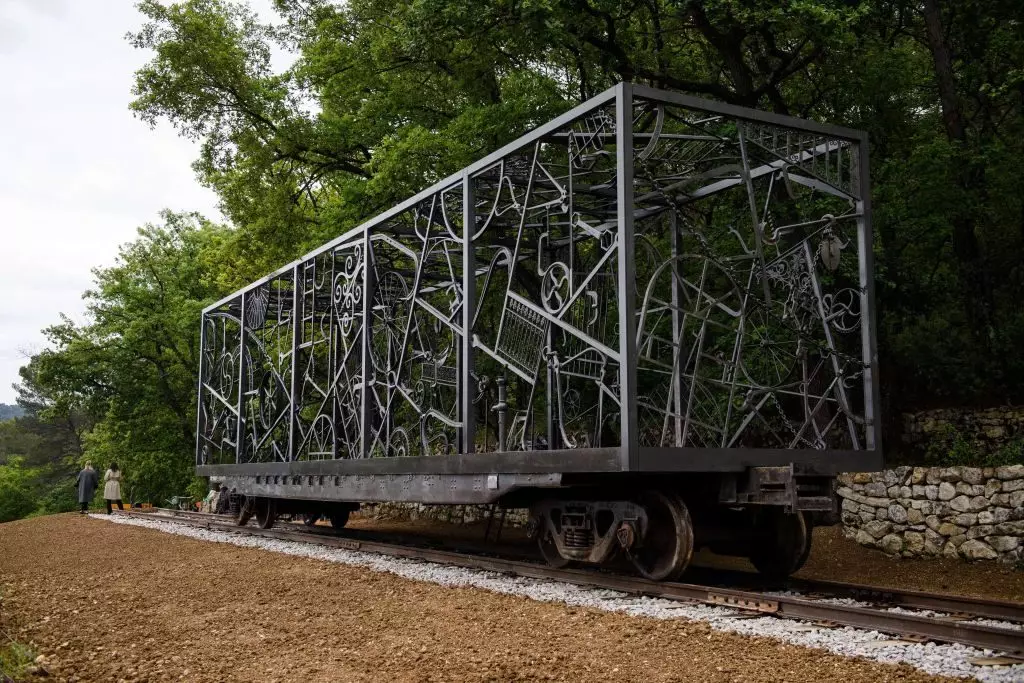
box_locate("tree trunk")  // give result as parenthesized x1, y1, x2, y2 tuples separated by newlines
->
(920, 0, 993, 338)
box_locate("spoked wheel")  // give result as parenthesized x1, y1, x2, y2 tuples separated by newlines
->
(537, 527, 570, 569)
(629, 491, 694, 581)
(254, 498, 277, 530)
(749, 509, 812, 581)
(236, 497, 254, 526)
(303, 511, 321, 527)
(329, 508, 350, 530)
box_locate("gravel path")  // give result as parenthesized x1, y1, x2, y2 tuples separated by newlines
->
(0, 514, 951, 683)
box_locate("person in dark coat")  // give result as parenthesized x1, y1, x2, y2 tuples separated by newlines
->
(75, 462, 99, 514)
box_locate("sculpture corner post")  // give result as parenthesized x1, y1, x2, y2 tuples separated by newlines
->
(461, 173, 477, 455)
(360, 227, 373, 459)
(616, 82, 639, 471)
(195, 310, 206, 467)
(236, 290, 248, 465)
(854, 133, 882, 459)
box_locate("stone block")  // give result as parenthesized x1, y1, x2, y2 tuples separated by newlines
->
(966, 525, 994, 540)
(836, 487, 864, 504)
(939, 467, 963, 482)
(991, 493, 1010, 506)
(949, 495, 972, 512)
(904, 531, 925, 553)
(949, 534, 968, 548)
(925, 485, 938, 500)
(978, 510, 995, 525)
(969, 496, 990, 512)
(837, 473, 854, 487)
(985, 479, 1002, 497)
(1012, 507, 1024, 520)
(865, 497, 891, 508)
(888, 504, 908, 524)
(886, 485, 901, 498)
(925, 515, 942, 532)
(1003, 479, 1024, 492)
(858, 503, 875, 515)
(955, 481, 974, 495)
(983, 467, 996, 479)
(893, 524, 907, 532)
(911, 467, 927, 484)
(942, 542, 959, 558)
(900, 485, 912, 499)
(959, 539, 999, 560)
(996, 465, 1024, 480)
(865, 482, 888, 498)
(961, 468, 984, 485)
(993, 507, 1012, 523)
(906, 508, 924, 525)
(988, 536, 1021, 552)
(854, 529, 877, 547)
(1011, 490, 1024, 508)
(841, 498, 860, 513)
(912, 485, 926, 497)
(952, 513, 977, 527)
(938, 482, 956, 501)
(879, 533, 903, 555)
(993, 520, 1024, 535)
(864, 520, 893, 539)
(841, 511, 860, 526)
(938, 522, 966, 537)
(852, 472, 872, 484)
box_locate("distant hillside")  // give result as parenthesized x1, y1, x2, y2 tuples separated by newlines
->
(0, 403, 24, 421)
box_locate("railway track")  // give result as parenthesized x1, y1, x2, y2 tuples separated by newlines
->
(116, 508, 1024, 658)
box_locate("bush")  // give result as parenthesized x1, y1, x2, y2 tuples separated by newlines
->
(924, 425, 1024, 468)
(0, 460, 38, 523)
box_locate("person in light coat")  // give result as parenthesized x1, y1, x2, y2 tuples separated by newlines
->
(103, 462, 124, 514)
(75, 462, 99, 513)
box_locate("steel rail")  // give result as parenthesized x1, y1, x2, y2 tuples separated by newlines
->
(117, 509, 1024, 655)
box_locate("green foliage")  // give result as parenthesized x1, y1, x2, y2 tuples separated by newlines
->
(924, 425, 1024, 467)
(0, 458, 41, 523)
(0, 639, 37, 681)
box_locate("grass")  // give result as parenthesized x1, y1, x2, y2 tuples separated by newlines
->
(0, 639, 38, 681)
(0, 586, 39, 682)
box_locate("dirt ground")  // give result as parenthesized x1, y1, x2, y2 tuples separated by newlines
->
(0, 514, 950, 683)
(347, 514, 1024, 602)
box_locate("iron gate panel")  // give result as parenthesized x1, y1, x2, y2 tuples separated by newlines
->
(196, 84, 881, 477)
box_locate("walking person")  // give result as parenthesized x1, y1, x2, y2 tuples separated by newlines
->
(75, 461, 99, 514)
(103, 462, 124, 514)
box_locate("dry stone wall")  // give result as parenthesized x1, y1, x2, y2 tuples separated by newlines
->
(838, 465, 1024, 564)
(902, 406, 1024, 454)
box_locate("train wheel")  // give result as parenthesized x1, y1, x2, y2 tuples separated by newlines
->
(255, 498, 277, 529)
(303, 512, 321, 527)
(236, 497, 254, 526)
(329, 509, 350, 530)
(749, 510, 811, 580)
(537, 529, 570, 569)
(630, 491, 694, 581)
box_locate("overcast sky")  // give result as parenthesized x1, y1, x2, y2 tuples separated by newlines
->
(0, 0, 280, 404)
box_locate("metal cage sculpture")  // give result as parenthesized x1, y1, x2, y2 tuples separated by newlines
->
(196, 83, 881, 479)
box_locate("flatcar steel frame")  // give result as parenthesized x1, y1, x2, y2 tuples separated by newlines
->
(195, 83, 881, 505)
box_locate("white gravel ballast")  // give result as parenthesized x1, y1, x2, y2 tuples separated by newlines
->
(93, 513, 1024, 682)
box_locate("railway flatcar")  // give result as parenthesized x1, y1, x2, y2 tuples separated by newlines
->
(195, 83, 881, 581)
